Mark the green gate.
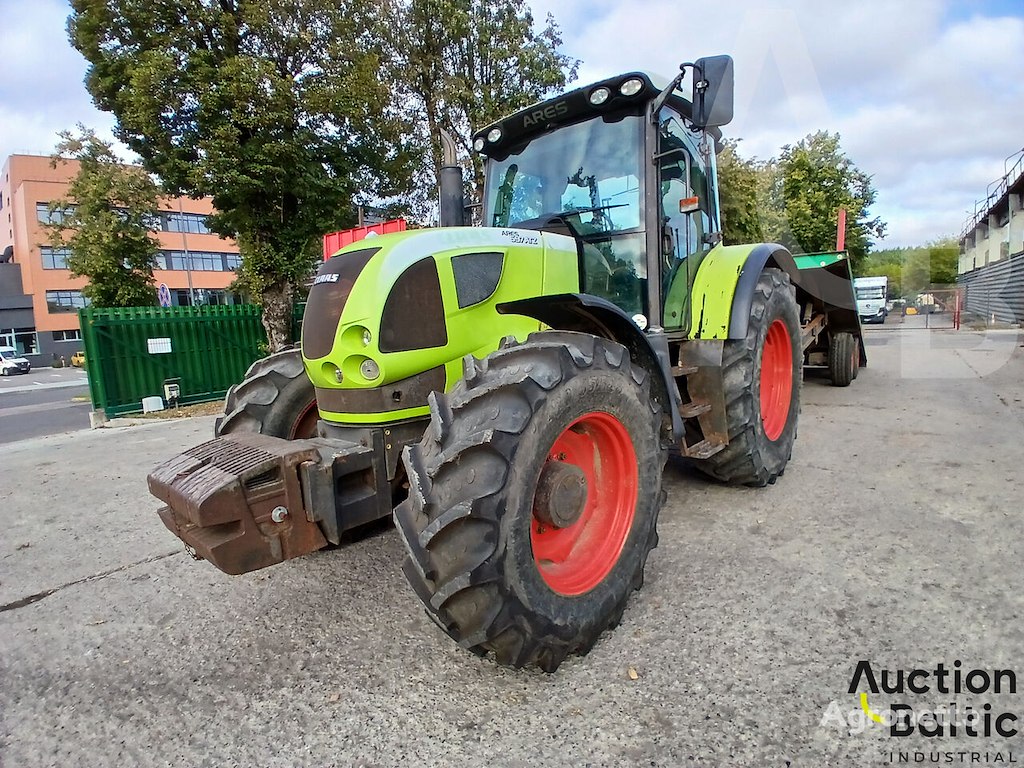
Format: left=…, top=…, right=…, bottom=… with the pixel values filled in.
left=80, top=305, right=277, bottom=418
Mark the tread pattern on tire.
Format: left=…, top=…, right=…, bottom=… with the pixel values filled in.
left=695, top=268, right=801, bottom=487
left=829, top=332, right=856, bottom=387
left=215, top=347, right=316, bottom=438
left=395, top=331, right=665, bottom=672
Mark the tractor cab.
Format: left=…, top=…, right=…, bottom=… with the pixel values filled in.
left=473, top=60, right=734, bottom=336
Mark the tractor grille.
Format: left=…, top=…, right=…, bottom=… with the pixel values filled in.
left=379, top=257, right=447, bottom=352
left=302, top=247, right=379, bottom=359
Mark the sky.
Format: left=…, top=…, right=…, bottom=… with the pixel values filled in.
left=1, top=0, right=1021, bottom=249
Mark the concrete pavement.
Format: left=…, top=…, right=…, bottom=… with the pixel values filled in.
left=1, top=325, right=1023, bottom=767
left=0, top=366, right=89, bottom=395
left=0, top=370, right=92, bottom=444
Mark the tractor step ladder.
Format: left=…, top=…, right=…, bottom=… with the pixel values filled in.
left=678, top=400, right=712, bottom=419
left=675, top=369, right=726, bottom=460
left=681, top=439, right=723, bottom=460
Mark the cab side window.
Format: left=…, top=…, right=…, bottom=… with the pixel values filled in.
left=658, top=114, right=711, bottom=262
left=658, top=112, right=712, bottom=329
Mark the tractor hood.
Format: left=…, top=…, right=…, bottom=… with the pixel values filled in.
left=301, top=226, right=579, bottom=424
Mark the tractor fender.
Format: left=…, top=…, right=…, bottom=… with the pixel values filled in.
left=497, top=293, right=684, bottom=443
left=689, top=243, right=801, bottom=339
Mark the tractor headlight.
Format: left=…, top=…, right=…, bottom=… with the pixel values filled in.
left=487, top=128, right=502, bottom=143
left=620, top=78, right=643, bottom=96
left=473, top=137, right=485, bottom=152
left=360, top=358, right=380, bottom=381
left=589, top=87, right=611, bottom=105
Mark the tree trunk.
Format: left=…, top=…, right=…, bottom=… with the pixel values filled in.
left=260, top=281, right=294, bottom=353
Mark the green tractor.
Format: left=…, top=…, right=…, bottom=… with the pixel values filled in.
left=149, top=56, right=864, bottom=671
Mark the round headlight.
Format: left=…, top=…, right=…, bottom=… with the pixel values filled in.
left=473, top=137, right=485, bottom=152
left=487, top=128, right=502, bottom=143
left=589, top=87, right=611, bottom=105
left=361, top=329, right=372, bottom=346
left=620, top=78, right=643, bottom=96
left=360, top=358, right=380, bottom=381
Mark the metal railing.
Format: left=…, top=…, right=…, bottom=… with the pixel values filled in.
left=960, top=148, right=1024, bottom=244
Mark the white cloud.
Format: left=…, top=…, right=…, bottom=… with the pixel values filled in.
left=2, top=0, right=1019, bottom=249
left=532, top=0, right=1023, bottom=248
left=0, top=0, right=120, bottom=159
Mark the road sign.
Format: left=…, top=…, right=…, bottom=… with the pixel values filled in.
left=158, top=283, right=171, bottom=308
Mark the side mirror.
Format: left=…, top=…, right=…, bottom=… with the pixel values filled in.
left=691, top=55, right=734, bottom=129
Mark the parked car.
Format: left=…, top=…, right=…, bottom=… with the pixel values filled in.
left=71, top=350, right=87, bottom=368
left=0, top=346, right=31, bottom=375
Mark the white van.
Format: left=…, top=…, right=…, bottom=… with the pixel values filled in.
left=0, top=346, right=32, bottom=375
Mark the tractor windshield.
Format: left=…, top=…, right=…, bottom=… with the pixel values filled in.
left=483, top=113, right=647, bottom=316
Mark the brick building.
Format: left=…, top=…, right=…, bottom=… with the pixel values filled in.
left=0, top=154, right=242, bottom=366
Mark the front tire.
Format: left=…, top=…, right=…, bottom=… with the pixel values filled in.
left=695, top=268, right=801, bottom=487
left=395, top=331, right=666, bottom=672
left=215, top=347, right=318, bottom=439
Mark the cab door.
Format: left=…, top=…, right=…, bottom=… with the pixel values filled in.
left=655, top=108, right=714, bottom=331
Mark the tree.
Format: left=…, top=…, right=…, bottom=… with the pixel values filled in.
left=69, top=0, right=415, bottom=350
left=858, top=246, right=905, bottom=297
left=924, top=237, right=959, bottom=286
left=859, top=237, right=958, bottom=298
left=775, top=131, right=886, bottom=270
left=717, top=140, right=764, bottom=244
left=44, top=127, right=159, bottom=308
left=385, top=0, right=578, bottom=217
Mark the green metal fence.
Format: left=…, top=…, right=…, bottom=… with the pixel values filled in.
left=80, top=304, right=303, bottom=418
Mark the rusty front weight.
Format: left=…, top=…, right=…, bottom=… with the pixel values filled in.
left=148, top=433, right=329, bottom=575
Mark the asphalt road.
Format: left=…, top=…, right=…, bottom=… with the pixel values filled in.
left=2, top=324, right=1023, bottom=767
left=0, top=370, right=91, bottom=445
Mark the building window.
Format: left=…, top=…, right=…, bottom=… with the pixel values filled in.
left=41, top=246, right=72, bottom=269
left=1, top=327, right=39, bottom=355
left=197, top=253, right=225, bottom=271
left=36, top=202, right=75, bottom=225
left=161, top=211, right=211, bottom=234
left=46, top=290, right=90, bottom=312
left=171, top=288, right=242, bottom=307
left=53, top=329, right=82, bottom=342
left=157, top=249, right=239, bottom=272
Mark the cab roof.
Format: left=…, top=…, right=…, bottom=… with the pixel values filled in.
left=474, top=71, right=722, bottom=158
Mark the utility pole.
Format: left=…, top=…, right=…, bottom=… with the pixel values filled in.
left=178, top=198, right=196, bottom=306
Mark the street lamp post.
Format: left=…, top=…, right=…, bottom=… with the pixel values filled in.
left=178, top=198, right=196, bottom=306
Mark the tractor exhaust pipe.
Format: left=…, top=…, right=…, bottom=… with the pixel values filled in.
left=438, top=129, right=466, bottom=228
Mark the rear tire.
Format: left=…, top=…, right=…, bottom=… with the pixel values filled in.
left=215, top=347, right=318, bottom=439
left=829, top=332, right=856, bottom=387
left=395, top=331, right=666, bottom=672
left=694, top=268, right=801, bottom=487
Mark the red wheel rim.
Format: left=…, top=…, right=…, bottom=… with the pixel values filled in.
left=759, top=319, right=793, bottom=442
left=530, top=411, right=638, bottom=596
left=288, top=400, right=320, bottom=439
